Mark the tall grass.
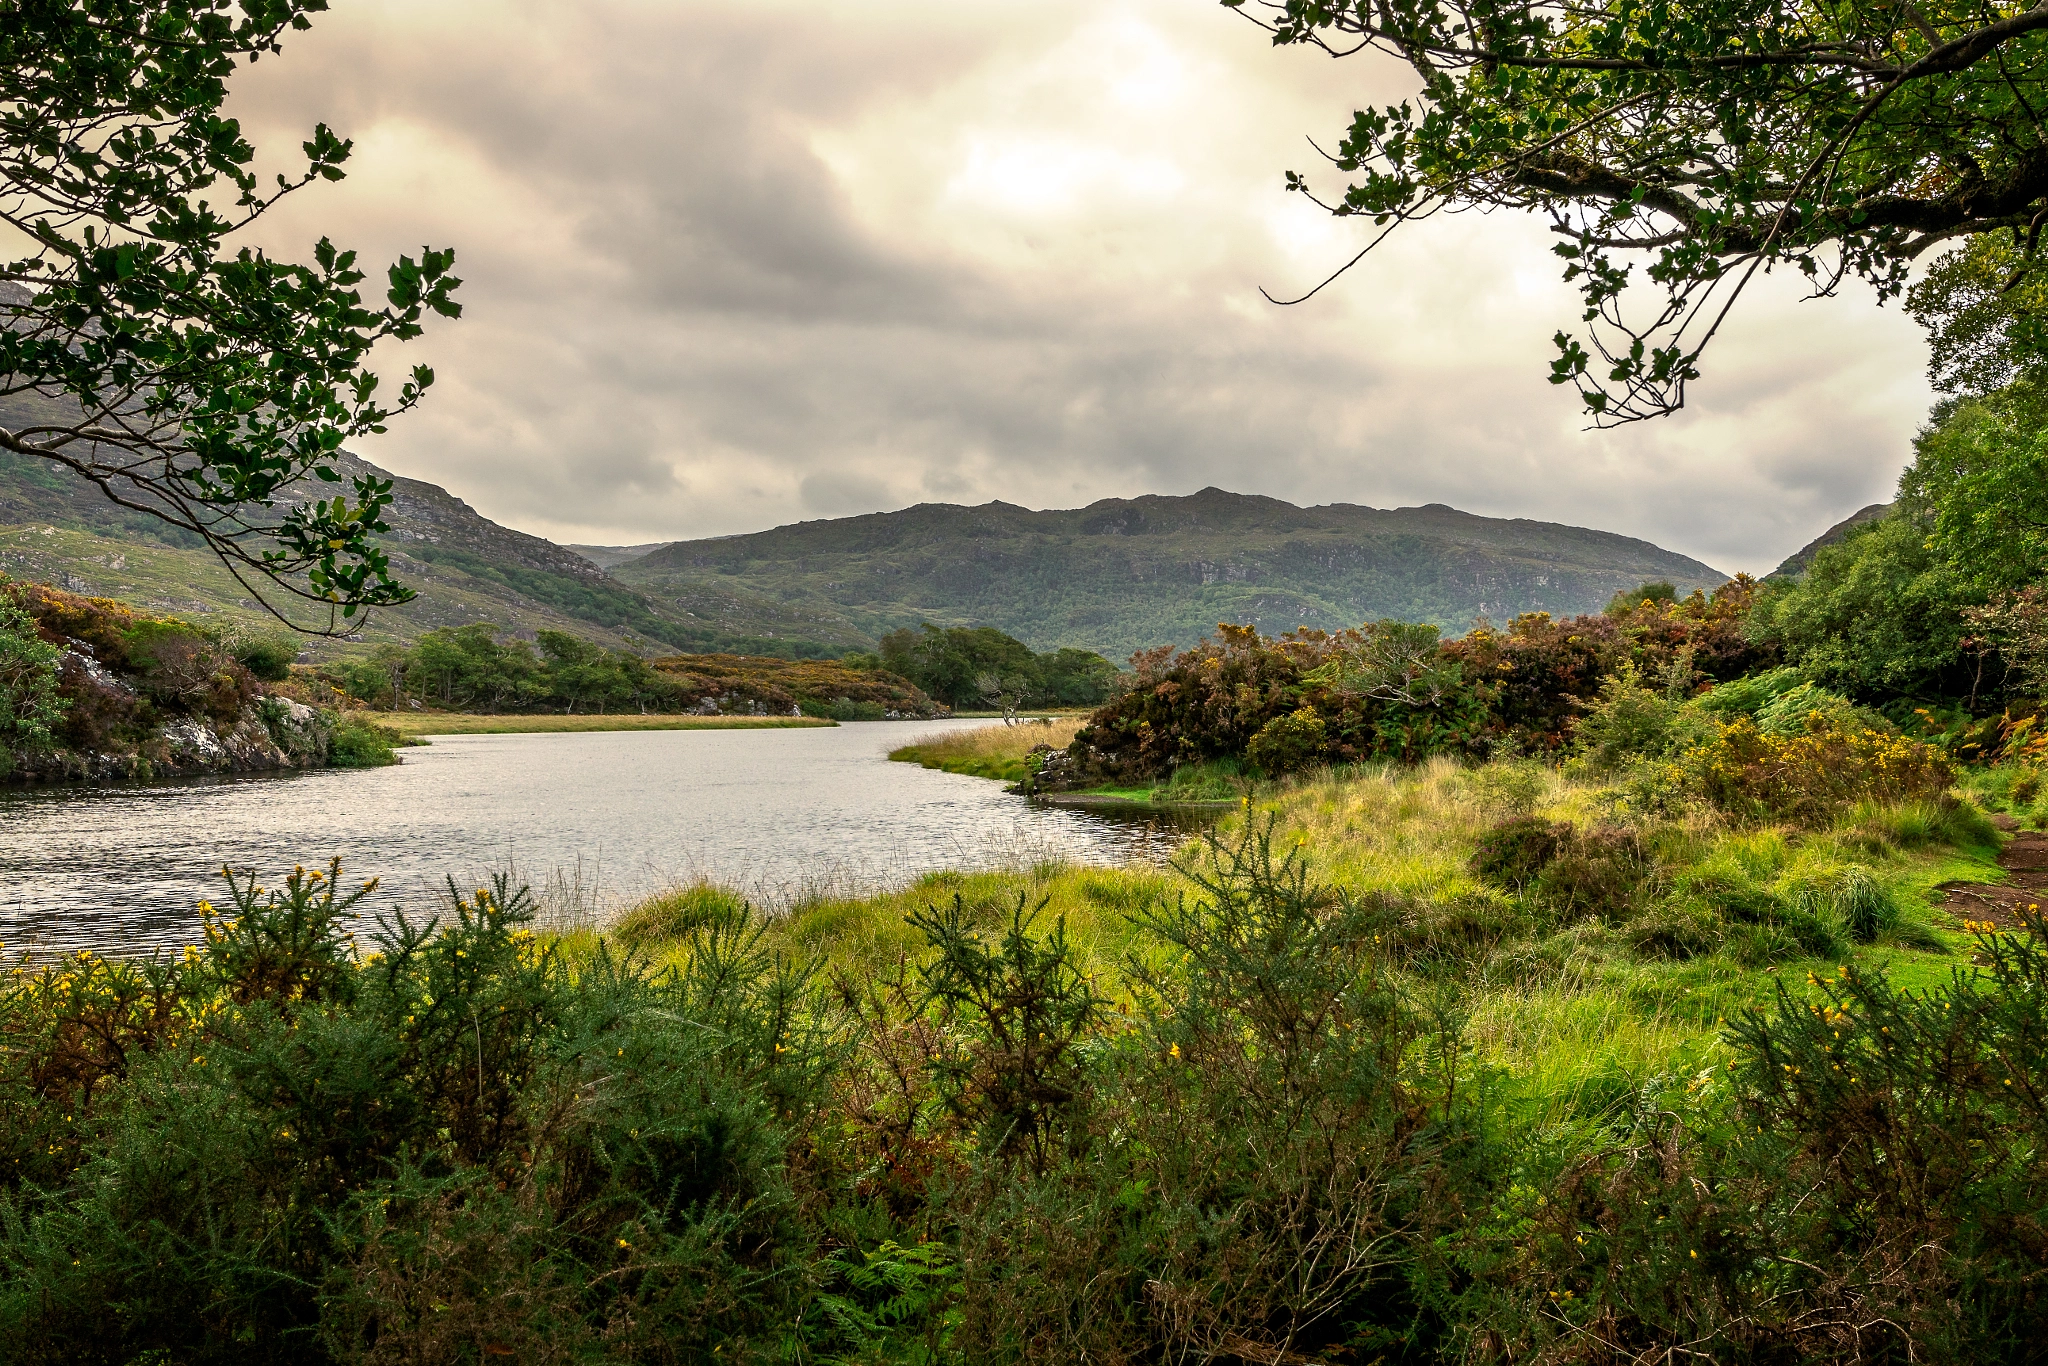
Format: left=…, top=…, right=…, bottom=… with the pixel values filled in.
left=888, top=717, right=1084, bottom=782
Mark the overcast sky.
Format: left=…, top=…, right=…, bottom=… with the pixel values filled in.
left=225, top=0, right=1936, bottom=576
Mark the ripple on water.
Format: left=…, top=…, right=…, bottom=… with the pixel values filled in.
left=0, top=720, right=1210, bottom=958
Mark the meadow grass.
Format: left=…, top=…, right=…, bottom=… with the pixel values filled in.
left=591, top=755, right=2008, bottom=1122
left=367, top=710, right=835, bottom=737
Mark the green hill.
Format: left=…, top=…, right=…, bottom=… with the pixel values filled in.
left=608, top=488, right=1727, bottom=660
left=0, top=411, right=854, bottom=660
left=1768, top=502, right=1892, bottom=581
left=4, top=402, right=1726, bottom=664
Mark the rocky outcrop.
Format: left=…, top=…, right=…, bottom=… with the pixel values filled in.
left=5, top=579, right=342, bottom=783
left=14, top=694, right=337, bottom=783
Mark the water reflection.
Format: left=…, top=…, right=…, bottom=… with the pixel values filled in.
left=0, top=720, right=1213, bottom=958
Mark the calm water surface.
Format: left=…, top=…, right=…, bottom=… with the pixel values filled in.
left=0, top=721, right=1205, bottom=958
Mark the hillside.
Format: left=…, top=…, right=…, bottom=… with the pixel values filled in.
left=0, top=408, right=848, bottom=659
left=610, top=488, right=1727, bottom=660
left=4, top=408, right=1728, bottom=663
left=1769, top=501, right=1892, bottom=580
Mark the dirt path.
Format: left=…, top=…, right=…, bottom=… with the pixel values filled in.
left=1933, top=814, right=2048, bottom=931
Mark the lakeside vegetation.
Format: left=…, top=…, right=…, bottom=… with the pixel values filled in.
left=888, top=717, right=1086, bottom=783
left=0, top=576, right=406, bottom=780
left=300, top=624, right=944, bottom=721
left=0, top=754, right=2025, bottom=1363
left=862, top=625, right=1118, bottom=712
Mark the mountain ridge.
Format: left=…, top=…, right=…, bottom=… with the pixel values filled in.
left=609, top=486, right=1728, bottom=660
left=0, top=400, right=849, bottom=658
left=2, top=398, right=1746, bottom=663
left=1768, top=502, right=1892, bottom=580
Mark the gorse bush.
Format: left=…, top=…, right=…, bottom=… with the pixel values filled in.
left=0, top=865, right=823, bottom=1363
left=1245, top=704, right=1327, bottom=776
left=1462, top=912, right=2048, bottom=1363
left=1685, top=715, right=1954, bottom=822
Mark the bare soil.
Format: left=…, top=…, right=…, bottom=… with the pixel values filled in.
left=1933, top=813, right=2048, bottom=932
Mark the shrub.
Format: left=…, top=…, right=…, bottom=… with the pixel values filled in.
left=1606, top=580, right=1677, bottom=616
left=0, top=869, right=823, bottom=1364
left=1459, top=758, right=1548, bottom=817
left=1573, top=662, right=1715, bottom=772
left=327, top=715, right=402, bottom=768
left=1470, top=816, right=1571, bottom=890
left=122, top=619, right=256, bottom=720
left=334, top=656, right=398, bottom=710
left=233, top=636, right=297, bottom=683
left=1245, top=705, right=1327, bottom=776
left=1684, top=716, right=1954, bottom=823
left=0, top=596, right=65, bottom=758
left=911, top=894, right=1102, bottom=1174
left=1474, top=913, right=2048, bottom=1362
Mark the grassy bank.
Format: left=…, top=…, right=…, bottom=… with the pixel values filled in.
left=890, top=720, right=1266, bottom=802
left=889, top=716, right=1084, bottom=782
left=365, top=710, right=836, bottom=737
left=603, top=757, right=2000, bottom=1101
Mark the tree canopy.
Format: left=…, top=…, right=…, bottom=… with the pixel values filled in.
left=0, top=0, right=459, bottom=630
left=875, top=624, right=1121, bottom=710
left=1239, top=0, right=2048, bottom=420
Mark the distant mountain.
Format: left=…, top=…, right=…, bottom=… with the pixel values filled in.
left=1769, top=503, right=1892, bottom=581
left=1, top=411, right=1730, bottom=663
left=0, top=406, right=842, bottom=658
left=611, top=488, right=1728, bottom=660
left=568, top=542, right=673, bottom=570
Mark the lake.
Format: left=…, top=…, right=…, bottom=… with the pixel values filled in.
left=0, top=720, right=1206, bottom=958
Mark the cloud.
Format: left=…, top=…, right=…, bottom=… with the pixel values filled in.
left=220, top=0, right=1935, bottom=576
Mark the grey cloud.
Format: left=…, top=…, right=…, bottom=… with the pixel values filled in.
left=221, top=0, right=1934, bottom=575
left=800, top=470, right=895, bottom=516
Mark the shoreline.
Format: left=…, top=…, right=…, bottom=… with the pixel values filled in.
left=364, top=712, right=839, bottom=738
left=1034, top=790, right=1240, bottom=811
